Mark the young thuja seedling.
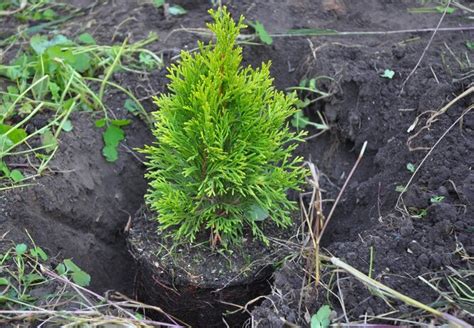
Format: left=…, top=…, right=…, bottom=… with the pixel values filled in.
left=142, top=7, right=307, bottom=247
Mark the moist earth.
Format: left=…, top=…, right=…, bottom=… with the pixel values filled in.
left=1, top=0, right=472, bottom=327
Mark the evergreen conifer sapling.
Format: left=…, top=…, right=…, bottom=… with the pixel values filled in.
left=142, top=7, right=307, bottom=247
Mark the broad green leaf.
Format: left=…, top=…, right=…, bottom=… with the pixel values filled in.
left=103, top=125, right=125, bottom=146
left=153, top=0, right=165, bottom=8
left=56, top=263, right=66, bottom=275
left=30, top=35, right=50, bottom=55
left=24, top=273, right=44, bottom=284
left=9, top=169, right=24, bottom=182
left=71, top=270, right=91, bottom=287
left=77, top=33, right=96, bottom=45
left=0, top=135, right=13, bottom=153
left=124, top=99, right=139, bottom=113
left=46, top=46, right=76, bottom=65
left=0, top=124, right=28, bottom=144
left=311, top=305, right=331, bottom=328
left=0, top=277, right=9, bottom=286
left=406, top=163, right=416, bottom=173
left=168, top=5, right=187, bottom=16
left=7, top=85, right=18, bottom=94
left=42, top=8, right=57, bottom=21
left=41, top=129, right=58, bottom=153
left=0, top=161, right=10, bottom=177
left=63, top=259, right=82, bottom=273
left=139, top=52, right=155, bottom=70
left=381, top=69, right=395, bottom=79
left=466, top=41, right=474, bottom=50
left=102, top=125, right=125, bottom=162
left=291, top=110, right=311, bottom=129
left=15, top=243, right=27, bottom=256
left=95, top=119, right=106, bottom=128
left=71, top=53, right=91, bottom=73
left=296, top=98, right=311, bottom=109
left=61, top=119, right=73, bottom=132
left=247, top=204, right=269, bottom=222
left=103, top=145, right=119, bottom=162
left=30, top=34, right=72, bottom=55
left=30, top=246, right=48, bottom=261
left=249, top=21, right=273, bottom=45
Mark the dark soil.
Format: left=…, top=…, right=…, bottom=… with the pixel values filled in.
left=127, top=208, right=297, bottom=327
left=1, top=0, right=473, bottom=327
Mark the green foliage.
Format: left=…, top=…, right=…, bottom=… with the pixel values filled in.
left=0, top=240, right=91, bottom=310
left=248, top=20, right=273, bottom=45
left=381, top=69, right=395, bottom=79
left=168, top=4, right=187, bottom=16
left=0, top=31, right=160, bottom=188
left=142, top=7, right=307, bottom=245
left=55, top=259, right=91, bottom=287
left=407, top=5, right=456, bottom=14
left=152, top=1, right=187, bottom=16
left=310, top=305, right=331, bottom=328
left=288, top=78, right=330, bottom=133
left=0, top=0, right=61, bottom=22
left=430, top=195, right=445, bottom=203
left=406, top=162, right=416, bottom=173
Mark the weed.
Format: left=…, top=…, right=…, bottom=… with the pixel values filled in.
left=0, top=240, right=91, bottom=311
left=381, top=68, right=395, bottom=79
left=142, top=7, right=307, bottom=246
left=288, top=78, right=331, bottom=138
left=406, top=162, right=416, bottom=173
left=430, top=195, right=445, bottom=203
left=396, top=185, right=407, bottom=192
left=248, top=21, right=273, bottom=45
left=0, top=0, right=71, bottom=22
left=55, top=258, right=91, bottom=287
left=310, top=305, right=331, bottom=328
left=409, top=207, right=428, bottom=218
left=0, top=236, right=180, bottom=326
left=152, top=0, right=187, bottom=16
left=0, top=31, right=161, bottom=188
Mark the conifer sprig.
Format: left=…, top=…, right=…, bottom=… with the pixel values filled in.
left=142, top=7, right=307, bottom=246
